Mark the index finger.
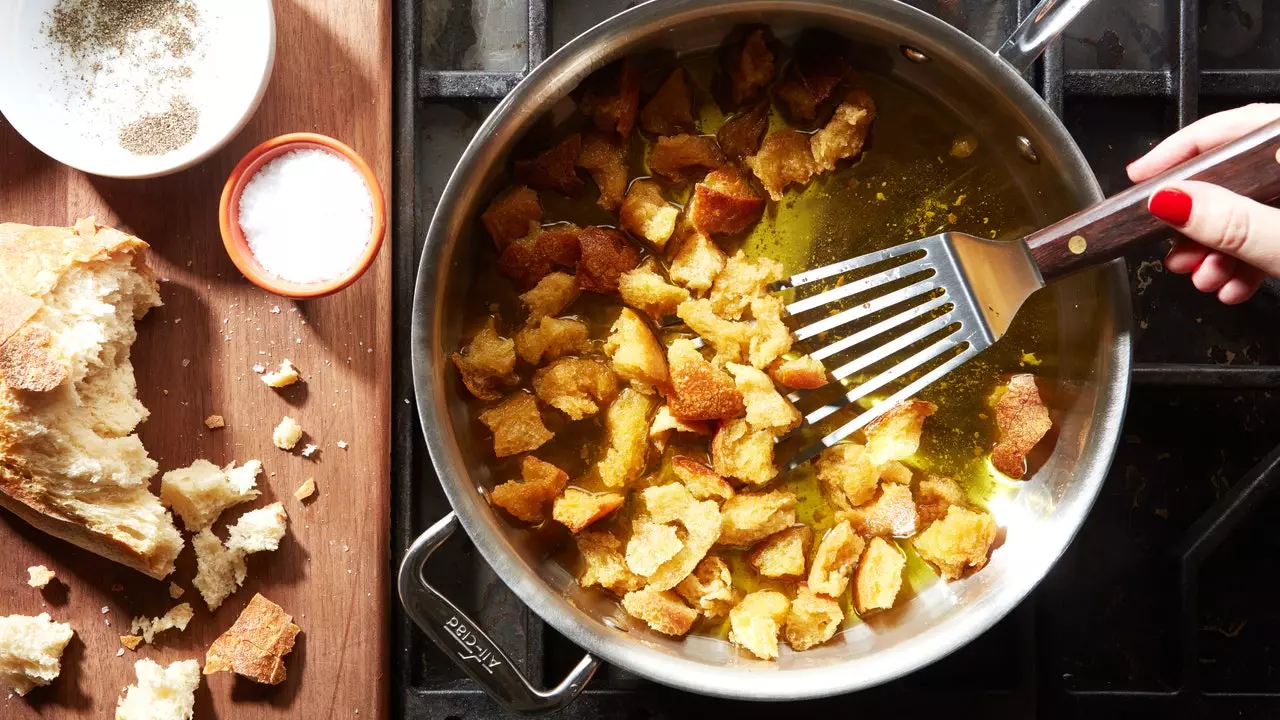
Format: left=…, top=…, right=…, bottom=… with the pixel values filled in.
left=1126, top=103, right=1280, bottom=183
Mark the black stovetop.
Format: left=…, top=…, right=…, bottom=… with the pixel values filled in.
left=390, top=1, right=1280, bottom=717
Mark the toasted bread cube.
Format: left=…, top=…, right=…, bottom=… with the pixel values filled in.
left=618, top=260, right=690, bottom=318
left=535, top=224, right=584, bottom=267
left=843, top=483, right=918, bottom=538
left=915, top=476, right=966, bottom=526
left=712, top=419, right=777, bottom=487
left=626, top=521, right=685, bottom=576
left=640, top=69, right=695, bottom=136
left=671, top=456, right=734, bottom=502
left=650, top=406, right=712, bottom=453
left=717, top=102, right=769, bottom=162
left=520, top=271, right=579, bottom=322
left=478, top=391, right=554, bottom=457
left=633, top=483, right=723, bottom=589
left=808, top=519, right=865, bottom=597
left=577, top=226, right=641, bottom=294
left=747, top=295, right=792, bottom=369
left=515, top=134, right=584, bottom=196
left=552, top=489, right=625, bottom=533
left=577, top=133, right=629, bottom=211
left=620, top=180, right=679, bottom=249
left=533, top=357, right=620, bottom=420
left=810, top=89, right=876, bottom=172
left=688, top=167, right=765, bottom=237
left=668, top=230, right=727, bottom=293
left=497, top=227, right=556, bottom=290
left=451, top=317, right=518, bottom=401
left=677, top=298, right=749, bottom=365
left=785, top=584, right=844, bottom=651
left=914, top=506, right=998, bottom=581
left=992, top=374, right=1052, bottom=479
left=604, top=308, right=668, bottom=391
left=490, top=456, right=569, bottom=524
left=580, top=58, right=640, bottom=139
left=721, top=28, right=776, bottom=108
left=864, top=399, right=937, bottom=466
left=879, top=461, right=914, bottom=485
left=719, top=490, right=796, bottom=547
left=676, top=555, right=741, bottom=618
left=597, top=388, right=657, bottom=487
left=577, top=531, right=645, bottom=595
left=746, top=129, right=819, bottom=201
left=622, top=588, right=698, bottom=636
left=768, top=355, right=828, bottom=389
left=728, top=590, right=789, bottom=660
left=773, top=36, right=853, bottom=125
left=749, top=526, right=811, bottom=578
left=666, top=338, right=745, bottom=421
left=709, top=251, right=784, bottom=320
left=648, top=134, right=726, bottom=183
left=481, top=185, right=542, bottom=248
left=815, top=443, right=879, bottom=509
left=854, top=537, right=906, bottom=613
left=727, top=362, right=801, bottom=435
left=515, top=316, right=589, bottom=365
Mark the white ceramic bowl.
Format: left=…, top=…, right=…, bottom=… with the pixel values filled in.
left=0, top=0, right=275, bottom=179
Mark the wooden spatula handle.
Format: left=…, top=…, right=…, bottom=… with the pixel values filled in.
left=1025, top=117, right=1280, bottom=282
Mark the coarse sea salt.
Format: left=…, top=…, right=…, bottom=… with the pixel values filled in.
left=238, top=149, right=373, bottom=284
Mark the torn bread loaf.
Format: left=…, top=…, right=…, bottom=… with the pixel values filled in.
left=0, top=220, right=182, bottom=579
left=115, top=658, right=200, bottom=720
left=0, top=612, right=74, bottom=696
left=205, top=594, right=301, bottom=685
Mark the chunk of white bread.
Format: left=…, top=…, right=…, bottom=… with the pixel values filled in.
left=194, top=502, right=288, bottom=610
left=0, top=613, right=74, bottom=696
left=115, top=658, right=200, bottom=720
left=159, top=459, right=261, bottom=530
left=0, top=220, right=182, bottom=579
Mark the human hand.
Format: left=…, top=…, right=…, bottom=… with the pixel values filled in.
left=1127, top=103, right=1280, bottom=304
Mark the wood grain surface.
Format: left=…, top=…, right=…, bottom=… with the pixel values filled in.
left=0, top=1, right=391, bottom=717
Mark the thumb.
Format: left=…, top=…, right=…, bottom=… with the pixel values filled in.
left=1148, top=180, right=1280, bottom=276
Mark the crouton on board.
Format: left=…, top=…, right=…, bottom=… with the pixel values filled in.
left=620, top=180, right=679, bottom=249
left=854, top=536, right=905, bottom=614
left=553, top=489, right=625, bottom=534
left=808, top=519, right=864, bottom=597
left=451, top=317, right=517, bottom=401
left=604, top=308, right=668, bottom=391
left=577, top=227, right=641, bottom=294
left=711, top=419, right=777, bottom=487
left=481, top=185, right=542, bottom=248
left=746, top=129, right=819, bottom=201
left=490, top=456, right=569, bottom=524
left=688, top=167, right=765, bottom=237
left=648, top=135, right=726, bottom=183
left=533, top=357, right=620, bottom=420
left=622, top=588, right=698, bottom=636
left=718, top=490, right=796, bottom=547
left=596, top=388, right=658, bottom=487
left=666, top=339, right=745, bottom=421
left=913, top=506, right=997, bottom=580
left=785, top=583, right=843, bottom=651
left=728, top=590, right=789, bottom=660
left=478, top=392, right=554, bottom=457
left=514, top=316, right=589, bottom=365
left=515, top=134, right=585, bottom=196
left=577, top=133, right=629, bottom=211
left=992, top=374, right=1052, bottom=479
left=640, top=69, right=695, bottom=136
left=749, top=526, right=811, bottom=578
left=619, top=260, right=690, bottom=318
left=577, top=531, right=645, bottom=596
left=864, top=399, right=936, bottom=466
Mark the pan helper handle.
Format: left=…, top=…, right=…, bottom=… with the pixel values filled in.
left=997, top=0, right=1094, bottom=74
left=398, top=513, right=600, bottom=712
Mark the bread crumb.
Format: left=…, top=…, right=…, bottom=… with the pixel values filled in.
left=100, top=606, right=109, bottom=614
left=294, top=477, right=317, bottom=502
left=168, top=583, right=184, bottom=599
left=273, top=416, right=303, bottom=450
left=336, top=440, right=348, bottom=450
left=261, top=359, right=300, bottom=387
left=181, top=358, right=190, bottom=368
left=119, top=635, right=143, bottom=651
left=204, top=414, right=225, bottom=429
left=251, top=363, right=266, bottom=373
left=116, top=648, right=125, bottom=657
left=128, top=603, right=193, bottom=645
left=26, top=565, right=55, bottom=588
left=301, top=443, right=319, bottom=458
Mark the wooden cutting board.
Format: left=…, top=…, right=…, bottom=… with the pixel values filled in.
left=0, top=1, right=390, bottom=717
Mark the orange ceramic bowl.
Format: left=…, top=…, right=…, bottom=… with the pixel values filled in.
left=219, top=132, right=386, bottom=299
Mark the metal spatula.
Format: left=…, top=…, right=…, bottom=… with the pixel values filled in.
left=779, top=119, right=1280, bottom=471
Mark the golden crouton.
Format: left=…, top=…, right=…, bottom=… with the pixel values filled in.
left=676, top=555, right=741, bottom=618
left=577, top=531, right=645, bottom=595
left=478, top=392, right=554, bottom=457
left=577, top=226, right=641, bottom=294
left=768, top=354, right=828, bottom=389
left=622, top=588, right=698, bottom=636
left=489, top=456, right=569, bottom=523
left=854, top=537, right=905, bottom=614
left=808, top=519, right=865, bottom=597
left=534, top=224, right=584, bottom=267
left=515, top=134, right=585, bottom=196
left=481, top=185, right=542, bottom=248
left=711, top=419, right=777, bottom=486
left=532, top=357, right=620, bottom=420
left=842, top=483, right=918, bottom=537
left=648, top=134, right=726, bottom=183
left=514, top=316, right=589, bottom=365
left=671, top=456, right=734, bottom=502
left=727, top=362, right=801, bottom=435
left=640, top=69, right=695, bottom=136
left=814, top=442, right=878, bottom=508
left=618, top=260, right=690, bottom=317
left=879, top=461, right=914, bottom=485
left=626, top=521, right=684, bottom=576
left=785, top=583, right=844, bottom=651
left=677, top=298, right=749, bottom=364
left=717, top=101, right=769, bottom=162
left=667, top=230, right=727, bottom=293
left=604, top=308, right=668, bottom=391
left=577, top=133, right=628, bottom=211
left=864, top=399, right=937, bottom=465
left=666, top=339, right=745, bottom=421
left=810, top=89, right=876, bottom=173
left=721, top=27, right=776, bottom=109
left=596, top=388, right=658, bottom=487
left=632, top=483, right=722, bottom=590
left=620, top=181, right=680, bottom=249
left=498, top=224, right=581, bottom=290
left=746, top=129, right=819, bottom=201
left=913, top=506, right=998, bottom=580
left=728, top=590, right=789, bottom=660
left=688, top=167, right=765, bottom=237
left=580, top=57, right=640, bottom=139
left=748, top=526, right=811, bottom=578
left=552, top=488, right=626, bottom=533
left=992, top=374, right=1052, bottom=479
left=718, top=490, right=796, bottom=547
left=451, top=317, right=518, bottom=401
left=709, top=252, right=784, bottom=320
left=649, top=406, right=712, bottom=453
left=915, top=475, right=966, bottom=525
left=747, top=295, right=793, bottom=369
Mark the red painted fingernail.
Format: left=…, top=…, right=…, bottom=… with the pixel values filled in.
left=1149, top=187, right=1193, bottom=226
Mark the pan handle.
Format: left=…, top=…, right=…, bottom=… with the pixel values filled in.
left=996, top=0, right=1093, bottom=74
left=397, top=512, right=601, bottom=713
